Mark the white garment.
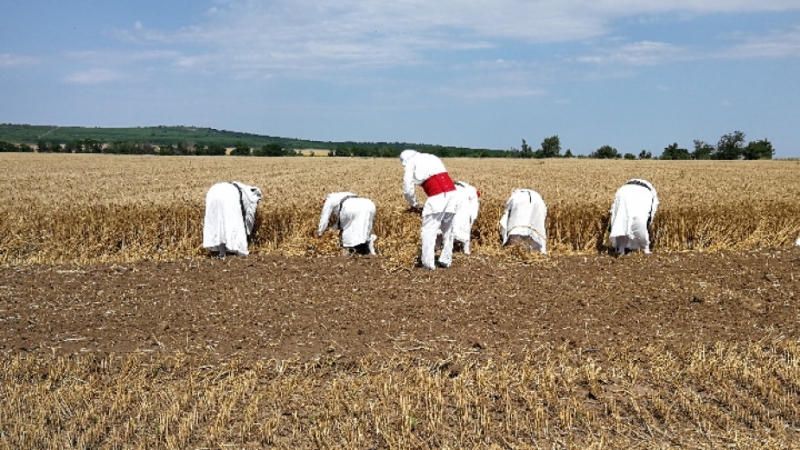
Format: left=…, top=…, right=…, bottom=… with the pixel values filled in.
left=400, top=150, right=459, bottom=216
left=400, top=149, right=459, bottom=269
left=423, top=211, right=455, bottom=270
left=499, top=189, right=547, bottom=254
left=450, top=181, right=480, bottom=253
left=203, top=182, right=262, bottom=256
left=609, top=179, right=659, bottom=254
left=318, top=192, right=377, bottom=250
left=795, top=237, right=800, bottom=246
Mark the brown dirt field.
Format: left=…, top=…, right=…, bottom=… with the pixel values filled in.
left=3, top=249, right=798, bottom=362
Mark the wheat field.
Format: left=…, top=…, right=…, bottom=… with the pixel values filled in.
left=1, top=153, right=799, bottom=266
left=3, top=153, right=800, bottom=448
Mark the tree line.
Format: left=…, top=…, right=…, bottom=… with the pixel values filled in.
left=0, top=139, right=300, bottom=156
left=586, top=131, right=773, bottom=160
left=0, top=130, right=774, bottom=160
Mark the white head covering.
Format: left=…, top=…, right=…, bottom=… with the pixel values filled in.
left=399, top=149, right=418, bottom=166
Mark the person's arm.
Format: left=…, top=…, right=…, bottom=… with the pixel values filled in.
left=403, top=165, right=419, bottom=209
left=499, top=200, right=511, bottom=244
left=317, top=196, right=335, bottom=236
left=469, top=190, right=480, bottom=222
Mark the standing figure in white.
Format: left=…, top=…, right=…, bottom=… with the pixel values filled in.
left=608, top=178, right=659, bottom=255
left=203, top=181, right=263, bottom=256
left=318, top=192, right=377, bottom=255
left=499, top=188, right=547, bottom=254
left=400, top=149, right=460, bottom=270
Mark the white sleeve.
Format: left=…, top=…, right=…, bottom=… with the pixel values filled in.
left=650, top=192, right=659, bottom=219
left=470, top=192, right=480, bottom=222
left=403, top=164, right=419, bottom=208
left=318, top=198, right=335, bottom=236
left=499, top=201, right=511, bottom=244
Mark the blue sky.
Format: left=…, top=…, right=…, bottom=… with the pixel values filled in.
left=2, top=1, right=799, bottom=157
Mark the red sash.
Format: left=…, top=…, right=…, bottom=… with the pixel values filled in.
left=421, top=172, right=456, bottom=197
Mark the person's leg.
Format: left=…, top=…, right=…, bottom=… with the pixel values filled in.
left=610, top=236, right=628, bottom=255
left=437, top=212, right=456, bottom=267
left=421, top=212, right=442, bottom=270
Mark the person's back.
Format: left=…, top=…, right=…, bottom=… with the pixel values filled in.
left=203, top=181, right=262, bottom=256
left=318, top=191, right=377, bottom=254
left=499, top=189, right=547, bottom=254
left=609, top=179, right=658, bottom=254
left=451, top=181, right=480, bottom=254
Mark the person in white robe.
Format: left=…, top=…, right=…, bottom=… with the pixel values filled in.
left=499, top=189, right=547, bottom=254
left=450, top=181, right=480, bottom=254
left=608, top=178, right=659, bottom=255
left=318, top=192, right=377, bottom=255
left=400, top=149, right=459, bottom=270
left=203, top=181, right=262, bottom=256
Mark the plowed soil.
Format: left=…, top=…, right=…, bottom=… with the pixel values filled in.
left=3, top=248, right=799, bottom=362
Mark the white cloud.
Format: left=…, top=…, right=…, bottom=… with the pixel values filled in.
left=101, top=0, right=800, bottom=78
left=719, top=26, right=800, bottom=58
left=0, top=53, right=37, bottom=68
left=576, top=41, right=691, bottom=66
left=63, top=68, right=124, bottom=84
left=453, top=86, right=547, bottom=100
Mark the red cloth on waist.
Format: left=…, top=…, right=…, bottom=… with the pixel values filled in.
left=421, top=172, right=456, bottom=197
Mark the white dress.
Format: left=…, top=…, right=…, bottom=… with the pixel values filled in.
left=202, top=182, right=262, bottom=256
left=318, top=192, right=377, bottom=251
left=499, top=189, right=547, bottom=254
left=451, top=181, right=480, bottom=246
left=609, top=179, right=659, bottom=254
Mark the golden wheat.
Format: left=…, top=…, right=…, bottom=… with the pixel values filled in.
left=1, top=153, right=799, bottom=266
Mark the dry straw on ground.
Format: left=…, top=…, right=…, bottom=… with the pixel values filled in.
left=2, top=340, right=799, bottom=448
left=2, top=154, right=799, bottom=267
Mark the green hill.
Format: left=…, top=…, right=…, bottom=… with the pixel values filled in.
left=0, top=123, right=497, bottom=154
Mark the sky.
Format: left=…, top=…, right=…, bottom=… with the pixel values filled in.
left=1, top=0, right=799, bottom=157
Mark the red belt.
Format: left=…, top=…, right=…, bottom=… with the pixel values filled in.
left=421, top=172, right=456, bottom=197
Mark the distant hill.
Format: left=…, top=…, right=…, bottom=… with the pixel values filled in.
left=0, top=123, right=498, bottom=154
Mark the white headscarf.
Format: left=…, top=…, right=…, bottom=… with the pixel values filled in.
left=399, top=149, right=418, bottom=166
left=231, top=182, right=262, bottom=236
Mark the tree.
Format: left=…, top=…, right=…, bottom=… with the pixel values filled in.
left=207, top=144, right=227, bottom=156
left=540, top=135, right=561, bottom=158
left=590, top=145, right=619, bottom=159
left=64, top=139, right=83, bottom=153
left=624, top=153, right=636, bottom=160
left=714, top=131, right=746, bottom=160
left=519, top=139, right=533, bottom=158
left=638, top=150, right=652, bottom=159
left=661, top=142, right=690, bottom=160
left=174, top=142, right=190, bottom=156
left=743, top=138, right=774, bottom=160
left=254, top=143, right=283, bottom=156
left=692, top=140, right=714, bottom=160
left=83, top=138, right=102, bottom=153
left=564, top=149, right=574, bottom=158
left=230, top=141, right=251, bottom=156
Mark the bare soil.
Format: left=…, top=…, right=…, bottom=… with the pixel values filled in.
left=3, top=249, right=799, bottom=363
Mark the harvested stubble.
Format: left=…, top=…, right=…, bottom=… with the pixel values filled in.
left=1, top=154, right=799, bottom=266
left=2, top=340, right=799, bottom=448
